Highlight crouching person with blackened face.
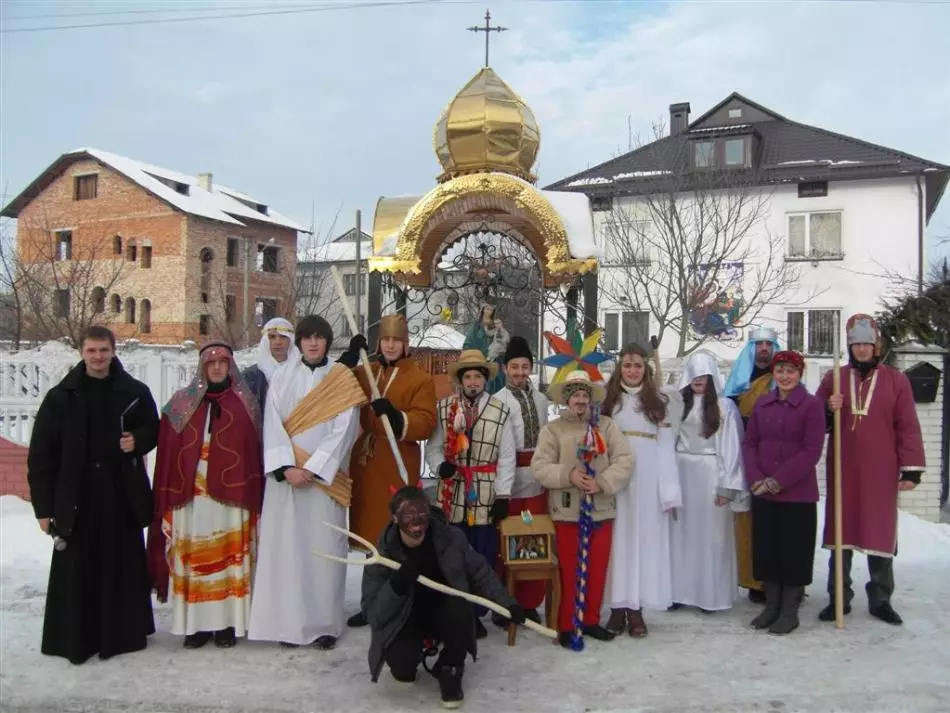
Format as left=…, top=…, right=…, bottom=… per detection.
left=361, top=486, right=524, bottom=709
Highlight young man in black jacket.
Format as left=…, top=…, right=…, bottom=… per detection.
left=27, top=326, right=159, bottom=664
left=362, top=486, right=525, bottom=709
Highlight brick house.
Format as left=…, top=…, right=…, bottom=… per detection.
left=0, top=436, right=29, bottom=501
left=1, top=148, right=307, bottom=346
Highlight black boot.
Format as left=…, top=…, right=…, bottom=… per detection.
left=769, top=585, right=804, bottom=635
left=183, top=631, right=213, bottom=649
left=474, top=618, right=487, bottom=640
left=213, top=627, right=236, bottom=648
left=312, top=635, right=337, bottom=650
left=818, top=601, right=852, bottom=621
left=438, top=664, right=464, bottom=709
left=869, top=601, right=903, bottom=625
left=347, top=611, right=368, bottom=628
left=605, top=608, right=627, bottom=636
left=750, top=581, right=782, bottom=630
left=748, top=588, right=767, bottom=604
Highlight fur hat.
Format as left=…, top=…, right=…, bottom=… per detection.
left=503, top=336, right=534, bottom=365
left=378, top=314, right=409, bottom=357
left=295, top=315, right=333, bottom=349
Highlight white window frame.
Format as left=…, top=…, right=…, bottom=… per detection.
left=785, top=308, right=841, bottom=356
left=602, top=310, right=650, bottom=352
left=600, top=217, right=651, bottom=267
left=786, top=210, right=844, bottom=260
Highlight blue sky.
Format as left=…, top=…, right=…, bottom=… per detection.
left=2, top=0, right=949, bottom=267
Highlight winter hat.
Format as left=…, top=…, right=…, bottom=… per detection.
left=846, top=313, right=881, bottom=356
left=503, top=336, right=534, bottom=365
left=378, top=314, right=410, bottom=358
left=295, top=315, right=334, bottom=349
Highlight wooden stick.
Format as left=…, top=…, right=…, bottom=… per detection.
left=314, top=522, right=558, bottom=640
left=832, top=312, right=845, bottom=630
left=329, top=265, right=408, bottom=484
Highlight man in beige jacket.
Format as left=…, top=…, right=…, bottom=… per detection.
left=531, top=371, right=634, bottom=648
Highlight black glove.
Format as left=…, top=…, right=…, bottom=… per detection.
left=899, top=470, right=923, bottom=485
left=336, top=334, right=369, bottom=368
left=507, top=603, right=526, bottom=626
left=650, top=335, right=659, bottom=350
left=371, top=398, right=405, bottom=434
left=491, top=498, right=509, bottom=525
left=389, top=559, right=420, bottom=595
left=437, top=462, right=457, bottom=479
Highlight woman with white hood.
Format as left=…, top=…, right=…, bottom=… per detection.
left=242, top=318, right=300, bottom=415
left=670, top=352, right=747, bottom=612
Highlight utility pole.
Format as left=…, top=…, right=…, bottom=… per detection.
left=354, top=210, right=362, bottom=334
left=243, top=237, right=251, bottom=348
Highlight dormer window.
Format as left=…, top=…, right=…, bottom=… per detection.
left=728, top=108, right=743, bottom=119
left=692, top=135, right=753, bottom=170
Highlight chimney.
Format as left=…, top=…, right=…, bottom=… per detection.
left=197, top=172, right=213, bottom=192
left=669, top=102, right=691, bottom=135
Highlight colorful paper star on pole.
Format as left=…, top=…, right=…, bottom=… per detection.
left=542, top=329, right=611, bottom=384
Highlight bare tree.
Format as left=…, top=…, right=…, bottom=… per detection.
left=0, top=219, right=25, bottom=348
left=11, top=207, right=129, bottom=347
left=598, top=125, right=812, bottom=357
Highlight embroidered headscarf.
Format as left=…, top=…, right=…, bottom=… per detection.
left=162, top=341, right=261, bottom=434
left=256, top=317, right=299, bottom=380
left=771, top=350, right=806, bottom=373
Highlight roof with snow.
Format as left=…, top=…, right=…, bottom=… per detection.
left=0, top=148, right=308, bottom=232
left=301, top=239, right=373, bottom=263
left=409, top=323, right=465, bottom=350
left=547, top=92, right=949, bottom=219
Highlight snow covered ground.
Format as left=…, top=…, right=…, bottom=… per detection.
left=2, top=493, right=949, bottom=713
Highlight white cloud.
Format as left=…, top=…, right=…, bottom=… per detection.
left=1, top=0, right=948, bottom=256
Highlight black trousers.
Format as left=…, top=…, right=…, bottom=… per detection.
left=825, top=549, right=895, bottom=606
left=751, top=497, right=817, bottom=587
left=386, top=595, right=473, bottom=680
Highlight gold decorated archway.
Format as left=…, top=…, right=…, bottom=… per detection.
left=370, top=173, right=596, bottom=288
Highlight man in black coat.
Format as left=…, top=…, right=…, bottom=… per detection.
left=27, top=326, right=159, bottom=664
left=362, top=486, right=524, bottom=709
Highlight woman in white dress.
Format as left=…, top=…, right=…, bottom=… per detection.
left=603, top=343, right=683, bottom=637
left=670, top=352, right=747, bottom=612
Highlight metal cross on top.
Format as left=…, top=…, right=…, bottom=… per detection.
left=467, top=8, right=508, bottom=68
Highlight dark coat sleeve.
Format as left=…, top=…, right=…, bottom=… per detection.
left=26, top=388, right=63, bottom=519
left=361, top=558, right=409, bottom=632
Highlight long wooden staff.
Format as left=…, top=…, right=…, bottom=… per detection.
left=832, top=313, right=845, bottom=629
left=314, top=522, right=558, bottom=640
left=329, top=266, right=408, bottom=484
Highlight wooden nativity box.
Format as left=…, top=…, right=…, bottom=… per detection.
left=500, top=513, right=556, bottom=565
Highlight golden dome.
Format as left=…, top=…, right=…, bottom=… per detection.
left=434, top=67, right=540, bottom=184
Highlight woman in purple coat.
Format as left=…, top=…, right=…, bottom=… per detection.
left=742, top=351, right=825, bottom=635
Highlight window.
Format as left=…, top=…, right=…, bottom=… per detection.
left=257, top=244, right=279, bottom=273
left=255, top=297, right=277, bottom=324
left=126, top=238, right=137, bottom=262
left=140, top=245, right=152, bottom=268
left=110, top=294, right=122, bottom=314
left=55, top=289, right=70, bottom=318
left=603, top=310, right=649, bottom=351
left=200, top=247, right=213, bottom=292
left=201, top=292, right=209, bottom=304
left=798, top=181, right=828, bottom=198
left=55, top=230, right=72, bottom=261
left=73, top=174, right=98, bottom=200
left=724, top=138, right=745, bottom=166
left=590, top=196, right=613, bottom=212
left=694, top=141, right=714, bottom=168
left=91, top=287, right=106, bottom=314
left=225, top=295, right=236, bottom=323
left=125, top=297, right=136, bottom=324
left=227, top=238, right=239, bottom=267
left=602, top=218, right=651, bottom=266
left=199, top=314, right=210, bottom=335
left=728, top=108, right=743, bottom=119
left=787, top=309, right=839, bottom=355
left=139, top=299, right=151, bottom=334
left=788, top=211, right=842, bottom=258
left=343, top=273, right=367, bottom=296
left=113, top=235, right=123, bottom=256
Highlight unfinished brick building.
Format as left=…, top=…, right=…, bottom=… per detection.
left=1, top=148, right=306, bottom=346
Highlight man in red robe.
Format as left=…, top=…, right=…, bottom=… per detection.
left=816, top=314, right=925, bottom=625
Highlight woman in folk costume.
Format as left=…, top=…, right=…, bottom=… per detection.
left=602, top=343, right=683, bottom=638
left=490, top=336, right=550, bottom=626
left=241, top=317, right=299, bottom=416
left=148, top=342, right=263, bottom=649
left=424, top=349, right=516, bottom=638
left=670, top=352, right=747, bottom=612
left=248, top=315, right=366, bottom=649
left=742, top=350, right=825, bottom=635
left=815, top=314, right=925, bottom=625
left=531, top=371, right=634, bottom=649
left=346, top=314, right=437, bottom=628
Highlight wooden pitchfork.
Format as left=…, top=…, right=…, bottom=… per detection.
left=313, top=522, right=558, bottom=641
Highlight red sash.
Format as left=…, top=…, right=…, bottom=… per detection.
left=515, top=450, right=534, bottom=468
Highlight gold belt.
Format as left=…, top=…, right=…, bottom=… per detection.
left=623, top=430, right=657, bottom=440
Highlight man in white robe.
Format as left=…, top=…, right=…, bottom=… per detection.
left=241, top=317, right=300, bottom=416
left=248, top=316, right=364, bottom=649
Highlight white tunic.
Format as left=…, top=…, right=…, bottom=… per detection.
left=492, top=385, right=549, bottom=498
left=248, top=359, right=359, bottom=645
left=670, top=397, right=745, bottom=611
left=609, top=386, right=683, bottom=611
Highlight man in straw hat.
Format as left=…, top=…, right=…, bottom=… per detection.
left=815, top=313, right=925, bottom=625
left=723, top=326, right=781, bottom=604
left=424, top=348, right=516, bottom=639
left=345, top=315, right=437, bottom=628
left=531, top=370, right=633, bottom=648
left=248, top=315, right=367, bottom=649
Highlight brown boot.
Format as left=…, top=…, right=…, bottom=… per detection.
left=605, top=608, right=627, bottom=636
left=626, top=608, right=648, bottom=637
